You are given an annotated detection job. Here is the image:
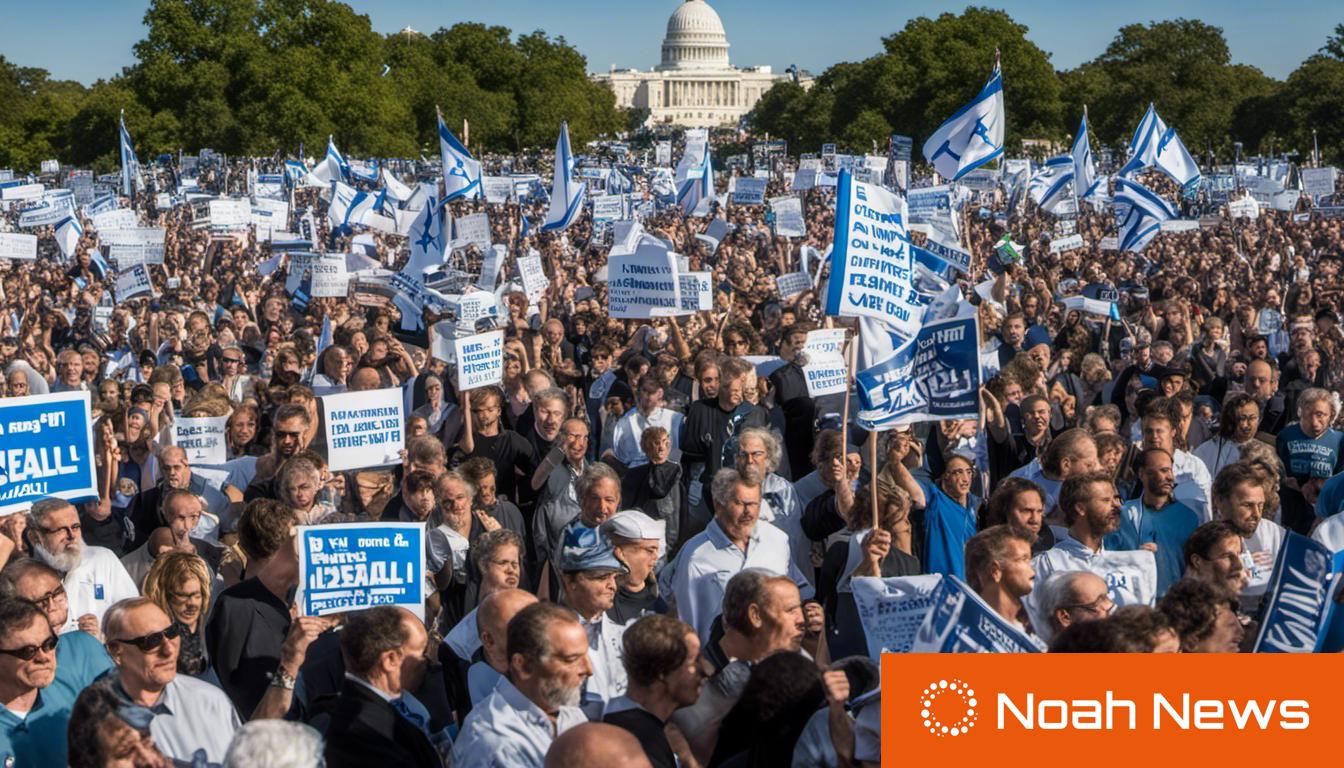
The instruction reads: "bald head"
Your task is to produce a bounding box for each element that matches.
[351,367,382,392]
[544,723,653,768]
[477,588,539,672]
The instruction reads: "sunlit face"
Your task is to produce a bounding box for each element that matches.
[563,570,619,617]
[698,366,719,398]
[474,472,498,507]
[1076,480,1122,536]
[759,581,806,653]
[161,452,191,490]
[1300,398,1332,439]
[168,575,205,627]
[714,480,761,542]
[1231,402,1261,442]
[534,399,566,442]
[996,539,1035,598]
[283,472,319,511]
[580,478,620,527]
[1022,400,1051,435]
[1217,481,1265,537]
[644,432,671,465]
[0,615,57,693]
[404,484,437,521]
[273,416,308,458]
[736,434,770,476]
[480,543,521,593]
[437,478,474,527]
[1191,534,1247,594]
[6,370,29,396]
[718,374,745,409]
[1008,490,1044,533]
[940,457,974,499]
[1141,418,1175,453]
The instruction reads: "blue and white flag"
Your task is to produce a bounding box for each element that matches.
[438,107,481,202]
[1113,177,1177,253]
[1072,108,1099,199]
[283,159,308,186]
[55,215,83,260]
[404,195,447,276]
[302,137,347,187]
[855,314,982,429]
[348,159,380,184]
[308,314,332,383]
[911,575,1044,653]
[328,182,377,232]
[824,171,921,333]
[1154,127,1202,188]
[541,121,586,232]
[922,62,1005,181]
[1253,532,1342,653]
[1028,155,1074,214]
[1118,103,1169,178]
[118,111,141,197]
[678,145,716,217]
[382,168,413,202]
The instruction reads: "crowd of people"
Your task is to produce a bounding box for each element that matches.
[0,130,1339,768]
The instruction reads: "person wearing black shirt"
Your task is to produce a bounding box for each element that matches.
[205,499,298,719]
[604,615,704,768]
[456,387,538,507]
[769,325,820,482]
[679,357,769,526]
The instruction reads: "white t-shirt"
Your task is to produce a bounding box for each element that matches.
[61,546,140,634]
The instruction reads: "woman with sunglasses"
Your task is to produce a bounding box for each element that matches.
[142,552,213,678]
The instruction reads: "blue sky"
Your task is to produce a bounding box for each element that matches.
[1,0,1338,84]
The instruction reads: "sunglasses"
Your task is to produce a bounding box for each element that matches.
[0,633,58,661]
[222,357,244,364]
[111,623,181,652]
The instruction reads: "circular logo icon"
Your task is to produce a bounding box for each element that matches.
[919,678,979,737]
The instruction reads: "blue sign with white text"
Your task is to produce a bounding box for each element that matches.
[0,392,97,515]
[299,522,425,617]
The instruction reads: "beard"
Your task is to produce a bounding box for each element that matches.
[538,677,583,710]
[34,538,83,573]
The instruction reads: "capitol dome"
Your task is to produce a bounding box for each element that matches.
[658,0,731,71]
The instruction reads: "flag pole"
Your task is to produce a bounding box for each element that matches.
[870,427,881,531]
[840,326,855,464]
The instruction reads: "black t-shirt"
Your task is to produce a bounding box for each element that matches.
[205,577,292,719]
[770,363,817,481]
[79,509,127,556]
[604,706,676,768]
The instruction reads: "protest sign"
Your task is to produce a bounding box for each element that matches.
[907,185,957,234]
[518,254,548,305]
[1272,189,1301,212]
[453,212,490,252]
[791,168,817,191]
[430,320,460,364]
[322,388,404,472]
[1049,233,1085,253]
[0,392,97,516]
[0,233,37,261]
[678,271,712,312]
[731,177,767,205]
[824,171,920,329]
[1099,235,1119,250]
[608,244,680,318]
[911,575,1043,653]
[655,141,672,166]
[39,160,59,175]
[454,330,505,390]
[207,199,252,230]
[477,244,505,290]
[170,416,228,465]
[855,315,981,428]
[1301,167,1336,201]
[1253,532,1340,653]
[803,328,848,360]
[770,196,805,237]
[18,196,76,228]
[776,271,811,301]
[0,183,43,201]
[115,264,154,302]
[851,575,945,657]
[482,176,513,204]
[803,359,849,397]
[298,522,424,618]
[923,231,971,274]
[102,228,166,266]
[91,208,136,231]
[455,291,501,329]
[1229,196,1259,220]
[591,194,626,223]
[304,253,348,298]
[1158,220,1199,233]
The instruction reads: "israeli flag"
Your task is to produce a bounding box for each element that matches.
[1154,127,1201,188]
[283,160,308,186]
[438,107,481,202]
[55,215,83,260]
[404,195,447,275]
[1118,103,1168,178]
[382,168,413,202]
[1113,177,1176,252]
[328,181,378,232]
[118,111,141,197]
[1072,108,1099,199]
[678,146,716,217]
[542,121,586,232]
[349,159,380,184]
[302,137,347,187]
[1028,155,1074,214]
[922,62,1005,181]
[308,314,332,382]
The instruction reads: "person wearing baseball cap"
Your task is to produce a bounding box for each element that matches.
[600,511,668,623]
[557,527,633,720]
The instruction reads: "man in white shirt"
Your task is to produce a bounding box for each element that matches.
[556,527,633,720]
[660,467,813,644]
[26,498,138,637]
[607,375,682,469]
[1214,461,1284,613]
[1193,393,1260,481]
[734,426,810,578]
[104,598,240,765]
[451,602,590,768]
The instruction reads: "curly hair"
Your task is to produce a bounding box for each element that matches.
[142,551,212,621]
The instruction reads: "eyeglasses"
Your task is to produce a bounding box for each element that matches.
[111,623,181,652]
[31,585,66,610]
[167,589,202,602]
[1063,593,1115,616]
[38,522,81,538]
[0,633,58,661]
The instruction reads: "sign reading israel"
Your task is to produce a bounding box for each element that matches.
[0,392,97,515]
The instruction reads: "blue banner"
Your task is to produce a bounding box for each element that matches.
[0,392,97,515]
[299,522,424,617]
[911,575,1043,653]
[855,315,981,429]
[1253,532,1341,653]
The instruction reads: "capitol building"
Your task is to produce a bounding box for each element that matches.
[592,0,809,128]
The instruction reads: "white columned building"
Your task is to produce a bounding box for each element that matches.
[593,0,810,128]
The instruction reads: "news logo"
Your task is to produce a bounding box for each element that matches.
[919,678,979,737]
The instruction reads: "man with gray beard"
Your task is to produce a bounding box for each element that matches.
[24,498,138,637]
[450,602,591,768]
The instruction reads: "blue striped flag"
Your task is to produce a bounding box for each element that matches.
[542,122,586,232]
[922,62,1005,181]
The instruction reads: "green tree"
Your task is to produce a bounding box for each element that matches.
[1277,53,1344,165]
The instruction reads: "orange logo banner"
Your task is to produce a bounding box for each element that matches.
[881,654,1344,767]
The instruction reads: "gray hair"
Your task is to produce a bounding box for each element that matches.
[224,719,323,768]
[736,427,781,472]
[576,462,620,504]
[1297,387,1335,417]
[710,466,762,507]
[532,386,571,412]
[27,498,74,529]
[102,596,160,642]
[275,457,322,507]
[1037,571,1105,641]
